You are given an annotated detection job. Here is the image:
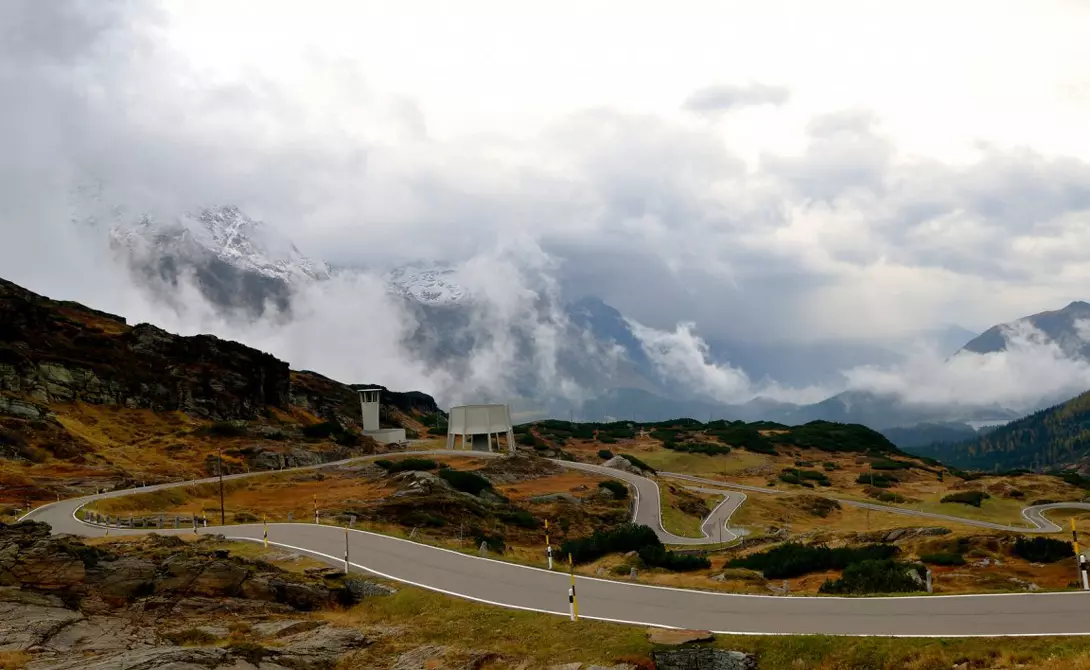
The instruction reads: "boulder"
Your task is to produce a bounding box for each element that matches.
[90,557,157,601]
[275,625,373,667]
[189,561,250,597]
[646,628,715,646]
[341,579,396,604]
[652,648,758,670]
[602,456,642,475]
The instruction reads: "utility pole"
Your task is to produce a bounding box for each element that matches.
[218,447,225,526]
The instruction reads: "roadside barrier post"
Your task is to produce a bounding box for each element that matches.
[313,495,318,524]
[263,514,268,548]
[1074,519,1083,588]
[568,553,579,622]
[926,569,933,593]
[545,519,553,570]
[344,515,356,574]
[1080,554,1089,591]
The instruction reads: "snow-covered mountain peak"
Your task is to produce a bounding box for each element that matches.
[386,264,468,305]
[111,205,331,283]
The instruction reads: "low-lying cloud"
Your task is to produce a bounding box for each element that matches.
[4,0,1090,422]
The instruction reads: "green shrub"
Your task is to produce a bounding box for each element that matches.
[473,530,506,552]
[637,545,711,571]
[197,422,248,438]
[727,542,898,579]
[866,489,906,503]
[919,552,965,566]
[233,512,259,523]
[779,472,800,485]
[374,459,394,470]
[381,458,438,473]
[561,523,660,564]
[438,469,493,495]
[620,453,656,474]
[855,473,898,488]
[559,522,705,572]
[301,421,341,439]
[597,449,615,460]
[334,431,361,447]
[0,427,26,448]
[598,435,618,444]
[870,458,912,471]
[497,508,541,529]
[1013,536,1074,563]
[598,480,629,500]
[940,491,990,507]
[517,433,537,446]
[822,461,840,471]
[819,559,926,594]
[666,441,731,456]
[405,428,420,439]
[404,510,447,527]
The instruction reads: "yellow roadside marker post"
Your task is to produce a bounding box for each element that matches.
[568,553,579,621]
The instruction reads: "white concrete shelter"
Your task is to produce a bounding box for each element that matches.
[446,404,515,453]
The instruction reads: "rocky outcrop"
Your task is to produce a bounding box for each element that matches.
[291,372,442,431]
[0,522,387,610]
[651,648,759,670]
[0,521,387,669]
[603,456,644,475]
[0,278,290,421]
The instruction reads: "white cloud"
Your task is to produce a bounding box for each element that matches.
[5,0,1090,418]
[626,320,831,405]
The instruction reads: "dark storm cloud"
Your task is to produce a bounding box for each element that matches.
[681,82,791,114]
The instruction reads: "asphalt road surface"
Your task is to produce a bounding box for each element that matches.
[660,471,1090,534]
[21,450,1090,636]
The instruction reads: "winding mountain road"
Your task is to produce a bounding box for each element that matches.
[659,471,1090,534]
[20,450,1090,636]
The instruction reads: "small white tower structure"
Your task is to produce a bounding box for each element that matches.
[356,388,407,445]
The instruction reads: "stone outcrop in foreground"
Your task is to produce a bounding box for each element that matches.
[0,521,391,669]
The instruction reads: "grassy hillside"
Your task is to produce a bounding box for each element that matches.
[520,417,915,459]
[909,390,1090,471]
[0,276,445,513]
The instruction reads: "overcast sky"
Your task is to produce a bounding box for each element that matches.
[4,0,1090,408]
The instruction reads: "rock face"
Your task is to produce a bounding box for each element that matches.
[651,648,759,670]
[0,521,385,669]
[0,277,290,421]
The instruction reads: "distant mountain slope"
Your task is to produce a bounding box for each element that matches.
[960,301,1090,359]
[907,389,1090,471]
[880,422,979,449]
